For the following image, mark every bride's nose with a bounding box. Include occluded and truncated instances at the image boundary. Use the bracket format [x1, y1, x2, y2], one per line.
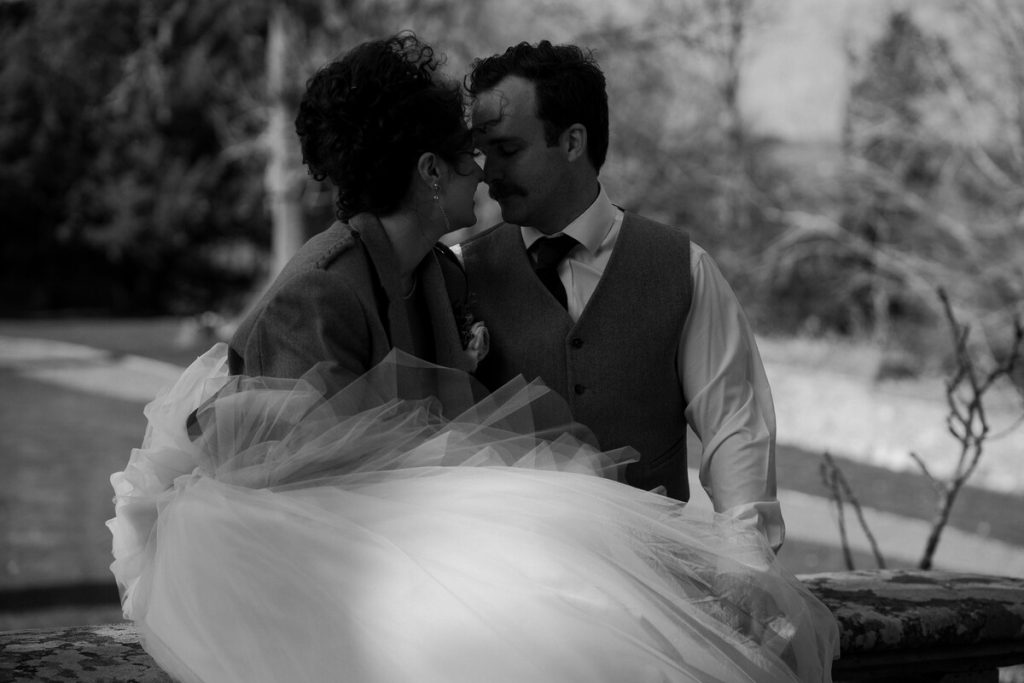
[481, 156, 500, 185]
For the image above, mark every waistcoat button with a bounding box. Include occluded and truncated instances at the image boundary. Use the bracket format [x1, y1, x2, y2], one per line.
[574, 384, 585, 395]
[570, 337, 583, 349]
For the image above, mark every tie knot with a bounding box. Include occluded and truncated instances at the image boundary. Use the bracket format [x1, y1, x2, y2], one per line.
[531, 234, 578, 271]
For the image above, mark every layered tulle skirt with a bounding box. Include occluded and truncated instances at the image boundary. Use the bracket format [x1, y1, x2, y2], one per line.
[108, 344, 838, 682]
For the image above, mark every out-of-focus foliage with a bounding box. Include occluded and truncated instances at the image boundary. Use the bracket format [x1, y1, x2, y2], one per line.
[2, 0, 131, 312]
[573, 0, 796, 324]
[2, 0, 269, 313]
[2, 0, 1021, 369]
[764, 5, 1024, 372]
[0, 0, 502, 315]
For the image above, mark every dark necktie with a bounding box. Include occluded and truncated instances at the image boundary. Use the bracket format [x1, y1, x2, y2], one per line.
[530, 234, 578, 309]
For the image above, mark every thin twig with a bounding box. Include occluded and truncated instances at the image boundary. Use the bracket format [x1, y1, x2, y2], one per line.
[919, 289, 1024, 569]
[820, 455, 855, 570]
[821, 452, 887, 569]
[907, 450, 946, 497]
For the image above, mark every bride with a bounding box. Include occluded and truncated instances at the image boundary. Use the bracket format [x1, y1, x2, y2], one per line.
[108, 33, 838, 683]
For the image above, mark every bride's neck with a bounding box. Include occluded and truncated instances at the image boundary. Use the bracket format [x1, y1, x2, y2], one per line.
[379, 210, 434, 289]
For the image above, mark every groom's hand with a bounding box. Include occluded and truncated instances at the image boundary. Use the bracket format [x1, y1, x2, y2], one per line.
[709, 571, 787, 645]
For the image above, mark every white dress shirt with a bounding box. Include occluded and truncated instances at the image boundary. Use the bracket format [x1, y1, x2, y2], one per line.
[520, 186, 784, 550]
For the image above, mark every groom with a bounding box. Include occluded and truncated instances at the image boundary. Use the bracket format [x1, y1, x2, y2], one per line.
[461, 40, 784, 549]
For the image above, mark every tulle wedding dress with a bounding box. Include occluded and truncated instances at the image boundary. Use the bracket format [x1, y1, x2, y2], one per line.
[108, 344, 838, 683]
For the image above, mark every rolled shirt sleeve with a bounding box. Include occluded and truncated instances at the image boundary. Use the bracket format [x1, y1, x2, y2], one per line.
[679, 245, 784, 551]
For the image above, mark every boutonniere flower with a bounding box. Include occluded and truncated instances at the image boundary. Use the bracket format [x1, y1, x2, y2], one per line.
[462, 320, 489, 371]
[435, 243, 487, 371]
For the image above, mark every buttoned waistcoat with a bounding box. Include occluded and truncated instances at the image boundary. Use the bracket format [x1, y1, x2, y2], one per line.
[462, 213, 693, 500]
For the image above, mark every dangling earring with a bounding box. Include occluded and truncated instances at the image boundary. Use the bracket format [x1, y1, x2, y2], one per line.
[432, 182, 451, 233]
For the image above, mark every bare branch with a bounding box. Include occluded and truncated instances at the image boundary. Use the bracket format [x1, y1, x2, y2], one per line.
[907, 450, 944, 494]
[820, 452, 886, 570]
[820, 454, 855, 571]
[918, 290, 1021, 569]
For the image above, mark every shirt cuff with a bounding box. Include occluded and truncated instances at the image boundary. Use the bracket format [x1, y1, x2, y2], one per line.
[719, 499, 786, 555]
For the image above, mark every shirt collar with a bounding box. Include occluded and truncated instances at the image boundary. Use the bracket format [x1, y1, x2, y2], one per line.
[521, 185, 617, 254]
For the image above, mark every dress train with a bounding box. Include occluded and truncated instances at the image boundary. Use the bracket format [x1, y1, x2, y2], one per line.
[108, 344, 838, 682]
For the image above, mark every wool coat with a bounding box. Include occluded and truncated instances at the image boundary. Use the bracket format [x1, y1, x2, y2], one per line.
[229, 214, 475, 392]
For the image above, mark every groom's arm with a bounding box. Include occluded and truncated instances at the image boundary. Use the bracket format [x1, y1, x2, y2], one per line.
[678, 244, 783, 551]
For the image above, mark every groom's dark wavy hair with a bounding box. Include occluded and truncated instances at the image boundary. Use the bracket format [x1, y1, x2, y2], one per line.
[467, 40, 609, 172]
[295, 32, 472, 221]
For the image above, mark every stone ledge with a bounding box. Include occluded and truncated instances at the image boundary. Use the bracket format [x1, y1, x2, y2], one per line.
[0, 622, 171, 682]
[805, 570, 1024, 682]
[2, 570, 1023, 682]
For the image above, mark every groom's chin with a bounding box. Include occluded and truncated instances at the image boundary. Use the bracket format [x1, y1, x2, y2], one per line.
[494, 197, 527, 225]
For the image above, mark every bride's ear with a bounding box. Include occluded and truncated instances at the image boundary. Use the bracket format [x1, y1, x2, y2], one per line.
[416, 152, 443, 190]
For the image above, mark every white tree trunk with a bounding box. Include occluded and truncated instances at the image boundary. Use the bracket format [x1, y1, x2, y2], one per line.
[265, 2, 305, 280]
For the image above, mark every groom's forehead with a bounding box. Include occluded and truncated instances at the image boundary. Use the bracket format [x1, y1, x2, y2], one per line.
[471, 77, 537, 130]
[471, 93, 513, 131]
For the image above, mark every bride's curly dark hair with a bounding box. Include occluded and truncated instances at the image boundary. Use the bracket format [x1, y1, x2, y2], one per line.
[295, 33, 472, 221]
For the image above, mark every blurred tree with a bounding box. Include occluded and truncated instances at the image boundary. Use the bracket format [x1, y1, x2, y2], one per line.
[0, 0, 491, 316]
[1, 0, 271, 314]
[573, 0, 791, 315]
[840, 11, 962, 341]
[765, 5, 1024, 374]
[0, 0, 143, 313]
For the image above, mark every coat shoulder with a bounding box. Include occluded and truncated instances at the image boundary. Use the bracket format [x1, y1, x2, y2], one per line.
[236, 223, 366, 335]
[460, 222, 514, 252]
[305, 222, 361, 271]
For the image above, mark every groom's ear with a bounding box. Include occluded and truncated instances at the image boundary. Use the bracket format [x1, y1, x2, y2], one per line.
[416, 152, 442, 188]
[561, 124, 588, 163]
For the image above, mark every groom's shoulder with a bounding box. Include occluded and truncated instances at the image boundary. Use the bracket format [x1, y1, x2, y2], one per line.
[622, 211, 690, 244]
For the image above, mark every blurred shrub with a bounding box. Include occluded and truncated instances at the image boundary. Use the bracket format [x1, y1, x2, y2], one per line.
[756, 8, 1023, 371]
[0, 0, 267, 315]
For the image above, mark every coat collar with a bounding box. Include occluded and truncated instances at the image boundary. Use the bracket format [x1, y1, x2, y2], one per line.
[347, 214, 474, 373]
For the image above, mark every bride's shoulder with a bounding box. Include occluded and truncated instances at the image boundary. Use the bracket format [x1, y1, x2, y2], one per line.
[265, 223, 364, 282]
[459, 222, 517, 255]
[305, 222, 361, 269]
